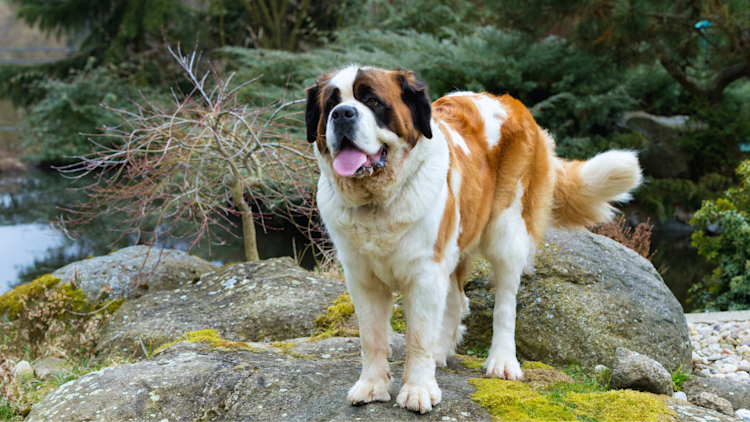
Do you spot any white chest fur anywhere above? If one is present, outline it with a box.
[316,121,451,289]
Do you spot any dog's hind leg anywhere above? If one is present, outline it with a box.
[435,262,470,367]
[480,185,535,381]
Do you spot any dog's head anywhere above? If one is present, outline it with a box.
[305,65,433,205]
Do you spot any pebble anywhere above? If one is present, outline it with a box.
[689,321,750,384]
[594,365,608,374]
[672,391,687,401]
[12,360,33,377]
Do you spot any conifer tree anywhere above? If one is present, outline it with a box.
[494,0,750,104]
[10,0,194,61]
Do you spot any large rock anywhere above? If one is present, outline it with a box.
[96,258,346,358]
[27,336,490,422]
[621,111,689,178]
[609,347,673,395]
[691,392,734,416]
[52,245,217,301]
[463,228,691,372]
[683,377,750,412]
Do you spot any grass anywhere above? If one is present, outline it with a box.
[671,365,692,392]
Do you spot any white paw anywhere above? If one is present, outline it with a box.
[434,356,447,367]
[347,378,391,406]
[396,382,442,414]
[485,354,523,380]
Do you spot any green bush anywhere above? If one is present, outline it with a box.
[689,160,750,311]
[223,28,680,160]
[20,59,158,165]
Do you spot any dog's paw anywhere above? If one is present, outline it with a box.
[347,378,391,406]
[434,355,447,367]
[396,382,442,414]
[485,354,523,380]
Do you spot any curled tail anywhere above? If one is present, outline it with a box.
[552,150,643,228]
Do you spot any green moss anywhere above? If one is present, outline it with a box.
[155,329,260,355]
[470,379,576,421]
[567,390,673,422]
[470,375,675,422]
[522,361,555,371]
[271,342,296,350]
[311,293,359,341]
[391,295,406,333]
[0,275,61,320]
[458,354,485,370]
[315,293,355,327]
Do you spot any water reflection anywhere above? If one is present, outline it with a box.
[0,169,315,294]
[650,228,713,312]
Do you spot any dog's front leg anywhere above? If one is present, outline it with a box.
[397,267,447,414]
[346,273,394,405]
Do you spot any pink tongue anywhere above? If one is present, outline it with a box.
[333,144,368,177]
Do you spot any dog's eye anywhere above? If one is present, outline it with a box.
[367,98,379,106]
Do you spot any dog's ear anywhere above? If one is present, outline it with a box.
[305,83,322,143]
[400,74,433,140]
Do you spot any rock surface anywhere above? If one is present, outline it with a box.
[609,347,674,395]
[620,111,689,179]
[666,397,736,422]
[52,245,217,301]
[32,357,67,380]
[12,360,32,377]
[96,258,346,358]
[691,392,734,415]
[27,336,491,422]
[463,228,692,372]
[683,376,750,412]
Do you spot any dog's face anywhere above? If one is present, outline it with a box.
[305,65,433,205]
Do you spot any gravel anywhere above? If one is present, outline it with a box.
[689,320,750,383]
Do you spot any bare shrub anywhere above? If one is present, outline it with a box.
[589,215,655,259]
[55,45,322,263]
[0,351,16,404]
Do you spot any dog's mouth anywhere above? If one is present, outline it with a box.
[332,137,388,178]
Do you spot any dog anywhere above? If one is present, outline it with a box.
[304,65,642,414]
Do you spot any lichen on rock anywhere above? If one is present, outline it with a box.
[154,329,260,354]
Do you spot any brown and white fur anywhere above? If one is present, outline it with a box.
[305,65,642,414]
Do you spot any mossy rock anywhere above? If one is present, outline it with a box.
[52,245,217,301]
[470,377,676,421]
[0,274,122,321]
[96,258,347,358]
[463,228,691,373]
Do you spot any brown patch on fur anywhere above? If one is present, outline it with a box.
[432,95,496,253]
[433,123,458,262]
[496,96,556,243]
[453,258,470,294]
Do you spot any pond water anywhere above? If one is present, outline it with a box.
[0,168,316,294]
[0,169,712,311]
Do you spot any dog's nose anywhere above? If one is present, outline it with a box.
[332,105,357,123]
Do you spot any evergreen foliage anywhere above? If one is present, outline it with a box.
[222,28,681,159]
[493,0,750,105]
[20,59,160,165]
[690,160,750,311]
[9,0,196,61]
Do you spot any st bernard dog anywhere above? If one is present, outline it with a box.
[305,65,642,414]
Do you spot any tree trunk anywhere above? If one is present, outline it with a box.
[241,211,259,262]
[231,181,260,261]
